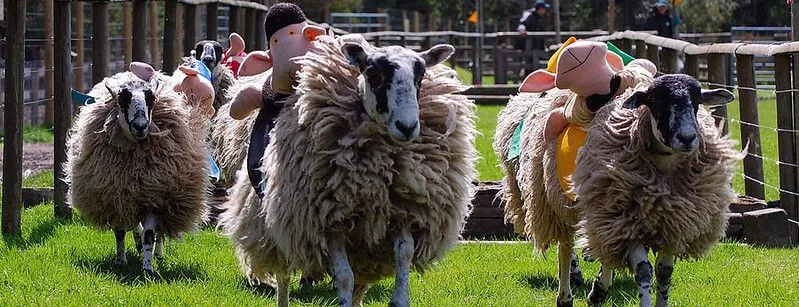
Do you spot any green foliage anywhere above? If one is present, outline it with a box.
[0,125,55,144]
[680,0,748,33]
[1,205,797,305]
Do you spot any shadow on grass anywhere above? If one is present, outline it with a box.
[240,277,392,305]
[2,216,66,250]
[74,253,208,285]
[519,272,638,304]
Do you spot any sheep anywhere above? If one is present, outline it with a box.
[191,38,237,112]
[219,34,476,307]
[493,52,657,306]
[572,74,740,306]
[65,64,210,277]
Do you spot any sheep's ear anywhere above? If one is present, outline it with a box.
[105,82,118,102]
[419,44,455,67]
[622,90,648,109]
[129,61,156,81]
[228,32,245,55]
[700,88,735,106]
[341,43,368,71]
[149,76,161,93]
[518,69,555,93]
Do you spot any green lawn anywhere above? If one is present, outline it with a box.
[471,91,784,200]
[1,205,797,306]
[0,125,55,144]
[22,170,55,188]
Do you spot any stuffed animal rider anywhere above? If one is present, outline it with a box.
[221,32,247,79]
[228,3,326,197]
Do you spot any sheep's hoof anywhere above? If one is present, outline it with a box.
[588,280,609,306]
[299,276,316,289]
[135,243,143,254]
[570,270,585,288]
[142,268,157,279]
[114,258,128,266]
[556,299,573,307]
[155,254,164,262]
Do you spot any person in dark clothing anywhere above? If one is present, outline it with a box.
[640,0,674,38]
[517,0,550,75]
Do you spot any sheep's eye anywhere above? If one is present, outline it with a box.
[272,38,279,45]
[288,29,296,36]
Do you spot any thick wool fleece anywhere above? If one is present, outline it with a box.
[493,66,655,252]
[573,89,741,269]
[66,71,210,238]
[220,36,477,285]
[209,72,267,181]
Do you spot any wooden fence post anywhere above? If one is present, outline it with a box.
[707,53,729,135]
[132,0,148,62]
[774,54,798,242]
[149,1,159,68]
[2,0,25,235]
[182,3,197,56]
[54,0,72,220]
[255,9,266,50]
[622,38,633,54]
[44,0,54,127]
[735,54,766,200]
[646,43,660,68]
[245,8,257,52]
[684,54,698,79]
[75,2,85,92]
[662,48,677,74]
[207,3,219,40]
[124,2,133,67]
[229,6,240,35]
[635,40,647,59]
[495,50,507,85]
[163,0,178,72]
[92,1,109,85]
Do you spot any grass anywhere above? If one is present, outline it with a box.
[471,91,784,200]
[1,205,797,306]
[0,125,55,144]
[22,170,54,188]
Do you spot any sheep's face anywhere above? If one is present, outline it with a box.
[194,40,224,71]
[107,79,158,141]
[623,74,734,153]
[341,43,455,143]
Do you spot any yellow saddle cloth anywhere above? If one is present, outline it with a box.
[556,124,588,201]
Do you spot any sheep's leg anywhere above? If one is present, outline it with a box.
[389,228,414,307]
[556,241,574,307]
[655,250,674,307]
[114,229,127,265]
[330,236,354,307]
[154,232,165,261]
[353,283,371,307]
[588,263,614,306]
[132,223,143,253]
[570,250,585,288]
[275,271,291,307]
[299,271,317,289]
[629,244,653,307]
[141,213,157,278]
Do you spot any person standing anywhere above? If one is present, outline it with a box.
[517,0,550,75]
[641,0,674,38]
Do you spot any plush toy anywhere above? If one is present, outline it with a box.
[221,33,247,79]
[515,39,657,200]
[228,2,326,197]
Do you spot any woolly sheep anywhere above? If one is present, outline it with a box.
[65,64,210,277]
[493,58,656,307]
[572,74,740,306]
[220,35,476,307]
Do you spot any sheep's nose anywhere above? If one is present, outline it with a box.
[676,131,696,144]
[131,118,148,134]
[395,120,419,139]
[202,56,215,66]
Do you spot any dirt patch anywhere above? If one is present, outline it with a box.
[0,143,55,178]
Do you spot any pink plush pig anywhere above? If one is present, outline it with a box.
[229,3,325,120]
[221,32,247,79]
[129,61,215,117]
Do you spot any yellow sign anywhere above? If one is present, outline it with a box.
[468,11,478,24]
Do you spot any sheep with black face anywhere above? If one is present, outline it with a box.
[66,65,210,278]
[573,74,741,307]
[220,35,476,307]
